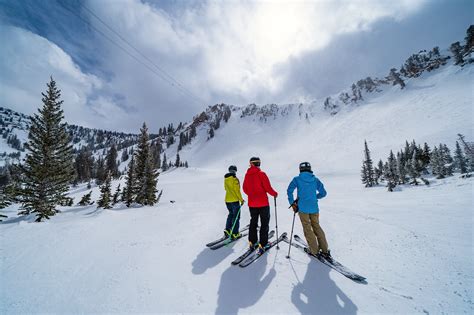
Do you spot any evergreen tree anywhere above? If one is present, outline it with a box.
[374,159,384,183]
[454,141,468,173]
[361,140,375,187]
[396,152,408,184]
[464,25,474,55]
[184,161,189,168]
[408,151,420,185]
[106,144,119,178]
[19,77,74,221]
[97,173,112,209]
[124,156,136,207]
[384,151,397,191]
[134,123,159,205]
[450,41,464,65]
[78,191,93,206]
[95,157,106,185]
[420,142,431,171]
[457,134,474,171]
[209,127,215,139]
[161,153,168,171]
[175,153,181,168]
[121,148,129,162]
[440,144,454,176]
[112,184,121,205]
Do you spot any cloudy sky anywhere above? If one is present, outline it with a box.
[0,0,472,132]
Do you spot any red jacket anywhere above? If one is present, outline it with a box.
[243,165,278,207]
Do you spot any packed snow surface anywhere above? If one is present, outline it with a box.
[1,64,473,314]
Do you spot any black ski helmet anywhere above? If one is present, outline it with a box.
[250,157,261,167]
[228,165,237,173]
[299,162,312,173]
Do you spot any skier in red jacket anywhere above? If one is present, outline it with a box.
[243,157,278,252]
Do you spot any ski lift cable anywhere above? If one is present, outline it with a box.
[61,3,204,106]
[81,3,201,101]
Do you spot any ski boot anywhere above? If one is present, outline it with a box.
[231,232,241,240]
[319,250,332,260]
[224,229,231,238]
[257,243,271,254]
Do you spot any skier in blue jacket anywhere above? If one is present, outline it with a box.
[287,162,331,258]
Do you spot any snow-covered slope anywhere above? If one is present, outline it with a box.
[1,58,473,313]
[177,63,473,175]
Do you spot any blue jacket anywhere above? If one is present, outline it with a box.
[287,172,327,214]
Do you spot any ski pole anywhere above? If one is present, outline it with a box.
[286,211,297,259]
[228,205,242,240]
[274,196,279,249]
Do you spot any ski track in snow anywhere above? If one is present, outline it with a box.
[1,64,473,314]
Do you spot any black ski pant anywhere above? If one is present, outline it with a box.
[249,205,270,247]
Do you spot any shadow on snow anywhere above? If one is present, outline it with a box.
[292,260,358,314]
[215,254,275,315]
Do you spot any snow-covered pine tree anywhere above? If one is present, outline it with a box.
[106,144,119,178]
[112,184,121,205]
[97,172,112,209]
[465,25,474,55]
[175,153,181,168]
[361,140,375,187]
[431,146,447,179]
[134,123,159,205]
[78,191,93,206]
[420,142,431,172]
[454,141,468,174]
[124,156,136,207]
[384,151,398,191]
[360,163,368,187]
[19,77,74,221]
[408,151,421,185]
[440,144,454,176]
[450,41,464,65]
[396,152,408,184]
[161,153,168,171]
[374,159,383,183]
[142,151,159,205]
[457,134,474,171]
[209,127,215,139]
[184,161,189,168]
[121,148,129,162]
[95,157,106,185]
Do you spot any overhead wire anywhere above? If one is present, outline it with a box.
[61,2,205,105]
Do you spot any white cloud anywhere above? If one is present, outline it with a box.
[0,26,138,130]
[87,0,427,111]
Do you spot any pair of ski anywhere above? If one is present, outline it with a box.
[232,230,288,267]
[206,224,251,250]
[283,234,366,282]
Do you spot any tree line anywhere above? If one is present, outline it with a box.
[0,78,164,221]
[361,135,473,191]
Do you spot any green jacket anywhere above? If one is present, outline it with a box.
[224,173,244,203]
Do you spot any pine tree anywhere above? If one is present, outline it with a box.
[95,157,106,185]
[19,77,74,221]
[161,153,168,171]
[209,127,215,139]
[375,159,384,183]
[454,141,468,173]
[450,41,464,65]
[112,184,121,205]
[134,123,159,205]
[442,144,454,176]
[361,140,375,187]
[396,152,408,184]
[175,153,181,168]
[106,144,119,178]
[408,151,420,185]
[457,134,474,171]
[97,173,112,209]
[384,151,397,191]
[465,25,474,55]
[184,161,189,168]
[124,156,136,207]
[78,191,93,206]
